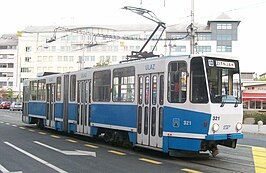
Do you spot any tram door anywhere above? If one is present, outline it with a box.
[77,80,91,134]
[137,73,164,148]
[63,74,69,132]
[46,84,55,128]
[22,85,30,123]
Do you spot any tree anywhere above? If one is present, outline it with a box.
[7,88,13,99]
[0,89,7,99]
[94,59,111,67]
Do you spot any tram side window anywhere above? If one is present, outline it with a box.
[37,79,46,101]
[70,75,76,102]
[93,70,111,102]
[56,77,61,101]
[30,80,37,100]
[113,66,135,102]
[190,57,208,103]
[168,61,187,103]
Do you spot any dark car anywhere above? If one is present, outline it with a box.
[0,101,11,109]
[10,102,23,111]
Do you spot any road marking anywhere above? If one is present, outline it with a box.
[4,142,67,173]
[19,127,26,130]
[0,121,4,124]
[84,144,99,149]
[108,150,126,156]
[66,139,77,143]
[51,135,60,139]
[38,132,46,135]
[12,125,18,127]
[28,129,35,132]
[0,164,22,173]
[5,123,10,125]
[34,141,96,157]
[138,158,162,165]
[181,168,203,173]
[237,144,254,148]
[252,146,266,173]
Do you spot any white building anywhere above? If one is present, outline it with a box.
[0,34,19,99]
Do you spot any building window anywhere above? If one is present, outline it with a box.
[112,56,117,62]
[58,56,62,61]
[197,34,211,41]
[263,102,266,109]
[25,57,31,62]
[26,46,32,52]
[243,101,248,109]
[69,56,74,62]
[217,35,232,41]
[256,101,262,109]
[21,67,31,73]
[150,45,157,51]
[105,56,110,62]
[63,56,68,61]
[49,56,53,62]
[37,56,42,62]
[0,64,7,68]
[217,45,232,52]
[217,23,232,30]
[250,101,255,109]
[171,46,186,52]
[93,70,111,102]
[197,46,211,53]
[100,56,104,62]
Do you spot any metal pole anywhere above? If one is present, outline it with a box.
[190,0,195,54]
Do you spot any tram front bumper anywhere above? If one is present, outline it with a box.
[205,133,244,140]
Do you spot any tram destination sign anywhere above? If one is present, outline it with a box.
[207,59,235,69]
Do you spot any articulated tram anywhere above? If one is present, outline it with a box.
[22,54,243,156]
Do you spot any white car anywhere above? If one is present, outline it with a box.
[9,102,22,111]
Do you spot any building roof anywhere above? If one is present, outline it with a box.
[207,13,241,26]
[0,34,18,46]
[166,23,210,33]
[22,22,212,34]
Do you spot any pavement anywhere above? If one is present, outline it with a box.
[242,124,266,134]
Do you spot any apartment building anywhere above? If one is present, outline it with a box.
[0,34,19,98]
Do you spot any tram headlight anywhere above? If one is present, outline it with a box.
[236,122,242,131]
[212,123,220,133]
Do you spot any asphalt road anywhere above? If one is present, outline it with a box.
[0,109,264,173]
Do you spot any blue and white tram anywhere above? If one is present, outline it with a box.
[22,54,243,156]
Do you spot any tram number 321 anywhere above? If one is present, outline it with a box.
[183,120,192,126]
[212,116,220,121]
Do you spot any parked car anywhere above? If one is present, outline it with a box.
[9,102,23,111]
[0,101,11,109]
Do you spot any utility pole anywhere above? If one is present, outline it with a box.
[189,0,196,54]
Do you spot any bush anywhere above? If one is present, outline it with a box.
[254,115,266,124]
[243,111,266,124]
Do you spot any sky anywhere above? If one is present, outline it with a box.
[1,0,266,75]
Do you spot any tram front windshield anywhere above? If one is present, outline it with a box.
[205,57,241,104]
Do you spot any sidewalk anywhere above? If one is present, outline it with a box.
[242,124,266,134]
